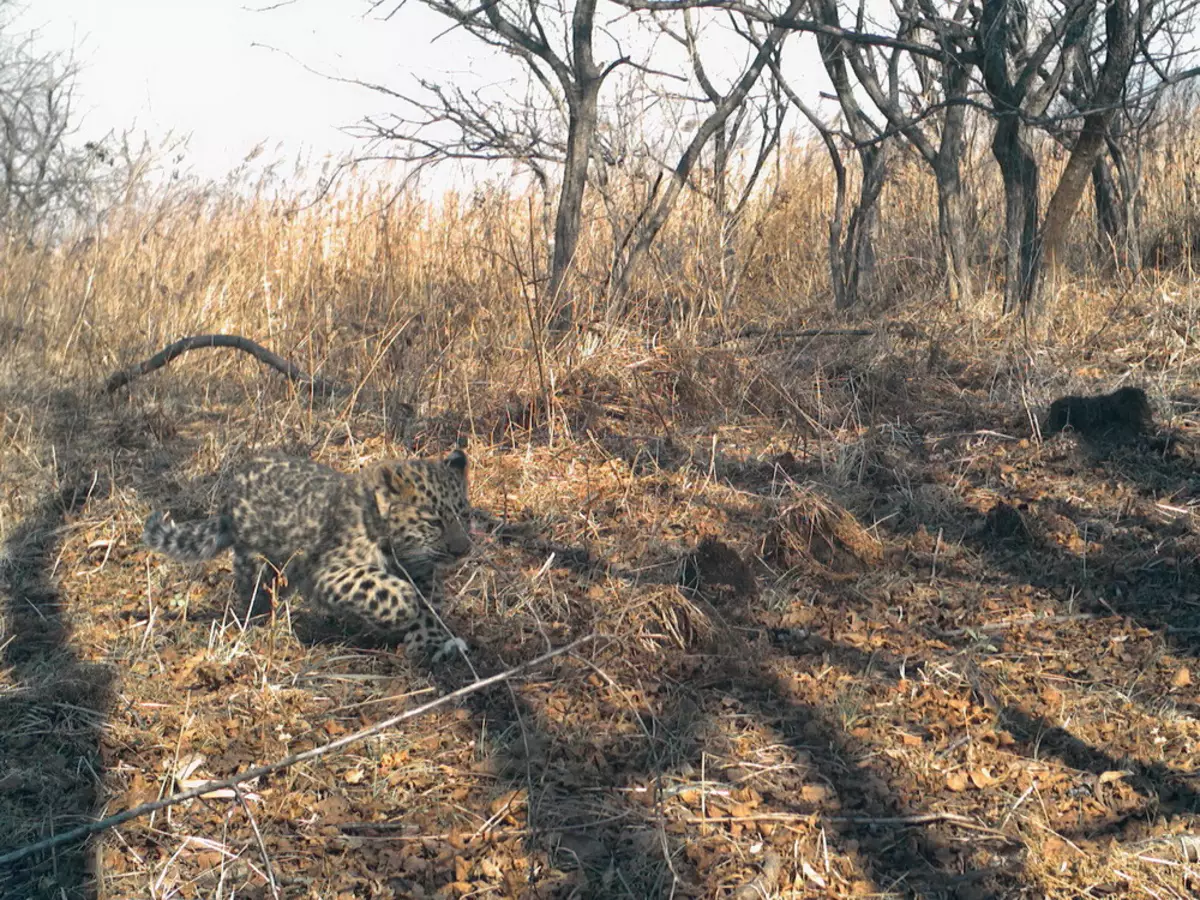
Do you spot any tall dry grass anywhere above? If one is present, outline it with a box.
[0,129,1197,420]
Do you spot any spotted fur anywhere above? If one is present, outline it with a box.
[143,450,471,660]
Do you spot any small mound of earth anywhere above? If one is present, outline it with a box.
[764,491,882,574]
[1044,386,1153,440]
[982,500,1032,544]
[680,537,758,602]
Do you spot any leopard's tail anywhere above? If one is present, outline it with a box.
[143,511,234,562]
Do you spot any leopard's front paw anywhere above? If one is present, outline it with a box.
[432,636,469,662]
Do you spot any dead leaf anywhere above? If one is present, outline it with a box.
[969,768,996,789]
[800,784,831,803]
[800,860,827,888]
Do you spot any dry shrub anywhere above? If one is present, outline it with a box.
[765,488,883,574]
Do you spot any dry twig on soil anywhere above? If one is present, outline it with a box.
[0,635,596,868]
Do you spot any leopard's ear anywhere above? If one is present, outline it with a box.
[445,449,468,473]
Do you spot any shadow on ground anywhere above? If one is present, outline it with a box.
[0,393,117,899]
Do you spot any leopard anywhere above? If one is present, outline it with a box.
[143,449,472,661]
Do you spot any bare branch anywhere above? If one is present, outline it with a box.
[612,0,956,60]
[104,334,347,397]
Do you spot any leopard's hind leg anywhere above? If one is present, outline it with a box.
[232,550,281,620]
[310,564,465,661]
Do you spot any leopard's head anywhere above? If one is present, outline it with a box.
[371,449,471,573]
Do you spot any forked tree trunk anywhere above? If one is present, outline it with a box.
[836,143,888,309]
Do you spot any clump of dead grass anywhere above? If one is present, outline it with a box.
[764,488,884,575]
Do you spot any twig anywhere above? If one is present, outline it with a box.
[933,612,1101,638]
[686,810,1007,836]
[235,784,280,900]
[708,326,875,346]
[0,636,596,867]
[104,334,345,397]
[337,809,635,838]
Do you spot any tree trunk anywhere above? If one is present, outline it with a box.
[934,65,973,308]
[934,161,972,309]
[1108,139,1142,272]
[712,123,739,316]
[546,80,600,333]
[1091,153,1123,260]
[1035,0,1136,302]
[837,143,887,309]
[992,116,1040,316]
[543,0,604,335]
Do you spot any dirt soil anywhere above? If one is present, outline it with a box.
[3,329,1200,899]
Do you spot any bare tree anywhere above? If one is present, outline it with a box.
[1034,0,1139,288]
[971,0,1089,315]
[806,0,894,309]
[366,0,627,331]
[800,0,979,305]
[618,0,974,309]
[608,0,806,299]
[0,21,111,240]
[651,9,787,313]
[765,54,857,309]
[1054,0,1200,271]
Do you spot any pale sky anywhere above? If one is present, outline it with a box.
[15,0,516,182]
[14,0,831,188]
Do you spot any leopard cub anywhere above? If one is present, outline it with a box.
[144,449,472,660]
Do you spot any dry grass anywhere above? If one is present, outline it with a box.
[3,138,1200,898]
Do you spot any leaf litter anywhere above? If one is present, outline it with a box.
[4,315,1200,898]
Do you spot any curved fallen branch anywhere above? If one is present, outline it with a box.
[0,635,596,868]
[105,334,345,397]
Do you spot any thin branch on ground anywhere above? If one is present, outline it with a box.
[685,810,1009,836]
[0,635,596,867]
[708,327,876,346]
[235,784,280,900]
